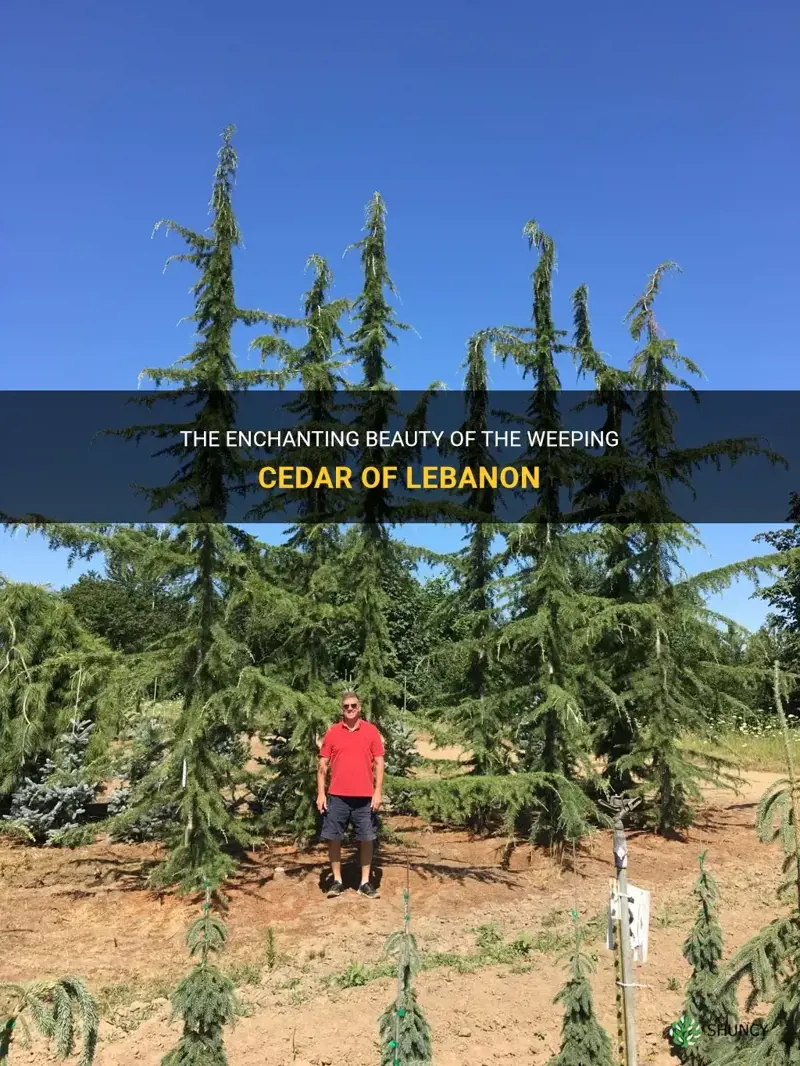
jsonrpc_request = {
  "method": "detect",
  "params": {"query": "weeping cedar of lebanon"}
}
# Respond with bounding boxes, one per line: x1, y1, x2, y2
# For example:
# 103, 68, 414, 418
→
547, 930, 613, 1066
431, 332, 505, 781
111, 125, 300, 891
342, 193, 403, 737
378, 888, 432, 1065
571, 286, 641, 798
245, 254, 350, 844
162, 882, 237, 1066
604, 264, 777, 833
384, 227, 603, 842
339, 192, 440, 774
489, 223, 603, 848
677, 853, 738, 1066
0, 976, 98, 1066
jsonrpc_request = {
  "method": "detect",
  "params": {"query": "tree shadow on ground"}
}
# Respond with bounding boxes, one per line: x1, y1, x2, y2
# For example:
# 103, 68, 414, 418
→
311, 839, 521, 893
61, 854, 162, 891
60, 829, 522, 898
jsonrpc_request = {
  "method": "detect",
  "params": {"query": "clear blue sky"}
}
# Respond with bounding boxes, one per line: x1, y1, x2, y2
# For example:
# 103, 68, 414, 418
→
2, 1, 798, 628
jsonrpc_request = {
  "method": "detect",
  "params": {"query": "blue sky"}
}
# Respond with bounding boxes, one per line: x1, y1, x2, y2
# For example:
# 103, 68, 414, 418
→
2, 0, 798, 628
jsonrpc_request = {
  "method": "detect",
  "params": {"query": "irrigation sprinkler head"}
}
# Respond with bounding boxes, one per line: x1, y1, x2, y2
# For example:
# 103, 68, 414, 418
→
600, 795, 641, 820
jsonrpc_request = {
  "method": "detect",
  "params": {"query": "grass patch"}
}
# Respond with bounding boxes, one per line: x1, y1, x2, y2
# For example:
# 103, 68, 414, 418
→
97, 977, 173, 1014
328, 949, 487, 987
423, 950, 485, 973
227, 960, 263, 986
686, 730, 800, 773
224, 926, 288, 987
264, 925, 282, 970
653, 901, 693, 929
96, 977, 174, 1031
329, 959, 396, 987
526, 909, 606, 956
336, 962, 377, 987
326, 910, 607, 990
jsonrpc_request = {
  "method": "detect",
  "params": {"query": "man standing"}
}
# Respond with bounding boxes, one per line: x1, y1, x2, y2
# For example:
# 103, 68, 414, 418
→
317, 691, 385, 898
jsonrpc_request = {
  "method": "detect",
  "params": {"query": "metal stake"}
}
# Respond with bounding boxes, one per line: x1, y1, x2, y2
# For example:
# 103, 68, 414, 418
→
603, 796, 640, 1066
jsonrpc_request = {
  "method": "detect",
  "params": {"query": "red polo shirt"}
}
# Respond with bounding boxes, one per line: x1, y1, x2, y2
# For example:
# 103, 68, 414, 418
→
320, 719, 385, 797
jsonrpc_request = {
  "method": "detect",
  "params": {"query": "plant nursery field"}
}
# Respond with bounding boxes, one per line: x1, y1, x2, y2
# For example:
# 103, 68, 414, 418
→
1, 762, 789, 1066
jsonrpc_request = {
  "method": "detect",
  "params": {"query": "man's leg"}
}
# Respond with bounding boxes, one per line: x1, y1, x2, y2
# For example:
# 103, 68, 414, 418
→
328, 839, 343, 884
352, 799, 379, 895
359, 838, 373, 885
320, 797, 347, 894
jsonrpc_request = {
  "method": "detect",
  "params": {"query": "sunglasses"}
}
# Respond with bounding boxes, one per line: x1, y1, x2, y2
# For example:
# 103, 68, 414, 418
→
343, 702, 359, 709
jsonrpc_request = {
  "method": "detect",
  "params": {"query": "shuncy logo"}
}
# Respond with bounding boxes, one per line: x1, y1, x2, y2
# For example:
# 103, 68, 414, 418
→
669, 1015, 702, 1048
669, 1016, 767, 1047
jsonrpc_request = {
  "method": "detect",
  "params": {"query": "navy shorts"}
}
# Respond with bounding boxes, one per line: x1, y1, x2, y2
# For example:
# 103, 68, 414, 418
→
320, 795, 378, 842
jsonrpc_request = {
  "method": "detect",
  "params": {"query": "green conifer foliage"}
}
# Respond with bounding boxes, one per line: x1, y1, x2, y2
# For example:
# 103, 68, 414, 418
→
350, 528, 402, 730
754, 526, 800, 704
546, 934, 613, 1066
107, 713, 178, 842
250, 251, 350, 529
678, 852, 738, 1066
4, 718, 97, 843
162, 882, 237, 1066
0, 976, 98, 1066
342, 194, 406, 735
440, 333, 505, 779
378, 888, 432, 1065
242, 544, 340, 845
0, 580, 114, 799
614, 575, 745, 834
385, 769, 559, 851
570, 285, 640, 796
114, 126, 298, 890
491, 223, 600, 847
346, 192, 411, 391
252, 252, 349, 389
62, 526, 188, 655
246, 254, 350, 843
608, 264, 780, 833
721, 664, 800, 1066
338, 193, 442, 791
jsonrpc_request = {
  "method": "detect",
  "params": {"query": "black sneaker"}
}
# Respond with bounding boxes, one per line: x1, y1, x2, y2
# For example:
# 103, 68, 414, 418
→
358, 882, 378, 899
327, 880, 345, 898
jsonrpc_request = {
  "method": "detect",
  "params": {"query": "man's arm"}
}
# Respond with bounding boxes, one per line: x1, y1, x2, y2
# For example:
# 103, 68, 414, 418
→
371, 755, 385, 809
317, 757, 330, 812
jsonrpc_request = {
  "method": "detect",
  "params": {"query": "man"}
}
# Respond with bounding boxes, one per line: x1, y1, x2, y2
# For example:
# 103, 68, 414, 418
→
317, 690, 385, 898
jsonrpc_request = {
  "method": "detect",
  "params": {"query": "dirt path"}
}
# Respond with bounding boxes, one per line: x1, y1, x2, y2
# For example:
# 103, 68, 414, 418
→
0, 769, 789, 1066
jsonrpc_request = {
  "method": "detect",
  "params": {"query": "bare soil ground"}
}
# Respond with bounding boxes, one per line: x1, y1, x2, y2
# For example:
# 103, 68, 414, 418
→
0, 765, 789, 1066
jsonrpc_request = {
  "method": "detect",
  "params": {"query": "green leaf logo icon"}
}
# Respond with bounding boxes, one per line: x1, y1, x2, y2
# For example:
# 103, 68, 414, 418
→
670, 1015, 701, 1048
